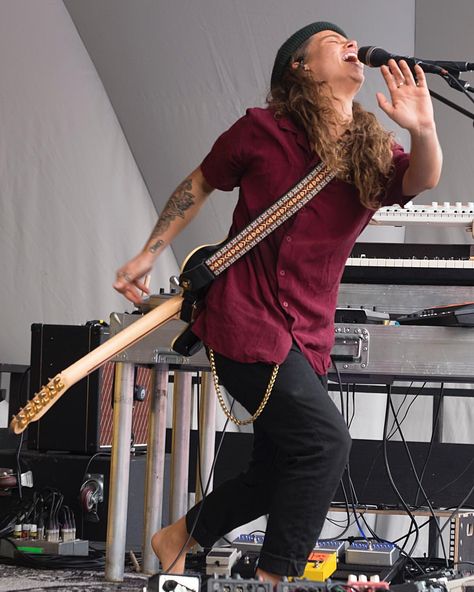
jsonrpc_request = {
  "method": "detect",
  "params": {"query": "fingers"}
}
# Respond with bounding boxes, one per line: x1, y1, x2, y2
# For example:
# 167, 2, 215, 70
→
113, 270, 150, 305
376, 92, 394, 118
381, 59, 424, 90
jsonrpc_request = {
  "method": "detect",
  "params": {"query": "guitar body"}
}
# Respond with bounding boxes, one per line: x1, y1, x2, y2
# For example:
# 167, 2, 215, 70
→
172, 240, 226, 356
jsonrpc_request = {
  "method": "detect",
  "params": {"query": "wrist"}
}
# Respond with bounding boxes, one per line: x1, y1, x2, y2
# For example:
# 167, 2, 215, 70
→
408, 121, 437, 139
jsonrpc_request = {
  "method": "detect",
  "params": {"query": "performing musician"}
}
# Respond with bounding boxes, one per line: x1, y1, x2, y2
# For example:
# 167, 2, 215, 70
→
114, 21, 442, 585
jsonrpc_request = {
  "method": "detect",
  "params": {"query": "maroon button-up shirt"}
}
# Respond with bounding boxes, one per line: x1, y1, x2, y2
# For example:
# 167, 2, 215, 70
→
192, 107, 411, 375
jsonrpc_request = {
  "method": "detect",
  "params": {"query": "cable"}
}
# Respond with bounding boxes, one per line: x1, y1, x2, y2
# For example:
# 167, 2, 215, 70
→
14, 366, 31, 500
382, 385, 421, 557
324, 478, 354, 540
413, 385, 444, 506
386, 391, 448, 566
347, 383, 356, 429
164, 389, 235, 573
442, 71, 474, 106
387, 382, 428, 440
437, 480, 474, 539
330, 358, 347, 424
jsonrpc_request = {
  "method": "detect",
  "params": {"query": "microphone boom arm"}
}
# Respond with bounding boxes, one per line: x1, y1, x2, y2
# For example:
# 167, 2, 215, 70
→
429, 89, 474, 122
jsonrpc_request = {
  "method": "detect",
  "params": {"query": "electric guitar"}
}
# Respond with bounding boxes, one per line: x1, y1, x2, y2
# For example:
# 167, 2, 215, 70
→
9, 241, 224, 435
10, 161, 333, 434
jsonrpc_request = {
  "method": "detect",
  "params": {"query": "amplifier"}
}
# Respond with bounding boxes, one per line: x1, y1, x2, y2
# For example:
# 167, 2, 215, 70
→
28, 323, 152, 453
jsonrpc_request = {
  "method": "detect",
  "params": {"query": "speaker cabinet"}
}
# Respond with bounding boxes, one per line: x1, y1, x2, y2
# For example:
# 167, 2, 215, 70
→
28, 323, 152, 453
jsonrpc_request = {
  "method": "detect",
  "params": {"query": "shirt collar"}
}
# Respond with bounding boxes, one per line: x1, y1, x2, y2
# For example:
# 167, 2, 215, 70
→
276, 114, 311, 153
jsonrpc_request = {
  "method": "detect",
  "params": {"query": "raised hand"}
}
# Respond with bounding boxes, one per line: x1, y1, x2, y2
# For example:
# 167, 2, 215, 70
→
376, 59, 435, 135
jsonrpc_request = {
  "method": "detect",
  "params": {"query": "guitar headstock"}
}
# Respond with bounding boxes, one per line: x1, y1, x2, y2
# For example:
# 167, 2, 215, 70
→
9, 374, 66, 434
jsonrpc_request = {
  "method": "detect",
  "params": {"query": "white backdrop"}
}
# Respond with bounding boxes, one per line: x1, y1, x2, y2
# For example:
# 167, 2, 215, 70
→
0, 0, 178, 370
0, 0, 472, 556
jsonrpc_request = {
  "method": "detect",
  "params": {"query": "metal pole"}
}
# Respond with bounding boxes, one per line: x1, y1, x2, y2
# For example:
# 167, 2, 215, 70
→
105, 362, 134, 582
142, 364, 169, 575
169, 371, 193, 523
195, 371, 217, 502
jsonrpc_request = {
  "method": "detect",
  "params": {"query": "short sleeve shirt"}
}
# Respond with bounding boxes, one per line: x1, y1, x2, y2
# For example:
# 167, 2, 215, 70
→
192, 107, 411, 375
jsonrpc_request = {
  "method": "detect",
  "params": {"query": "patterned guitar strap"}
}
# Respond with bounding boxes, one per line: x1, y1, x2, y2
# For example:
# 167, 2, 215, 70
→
179, 160, 335, 425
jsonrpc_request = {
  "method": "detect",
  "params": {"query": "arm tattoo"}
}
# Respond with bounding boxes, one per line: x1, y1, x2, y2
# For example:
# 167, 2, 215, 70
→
148, 178, 195, 253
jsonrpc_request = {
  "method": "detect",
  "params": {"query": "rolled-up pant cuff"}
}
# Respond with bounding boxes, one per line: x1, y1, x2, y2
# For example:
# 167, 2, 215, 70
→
185, 508, 216, 548
257, 550, 306, 577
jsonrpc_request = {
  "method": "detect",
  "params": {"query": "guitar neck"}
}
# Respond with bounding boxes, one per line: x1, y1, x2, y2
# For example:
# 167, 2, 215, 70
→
10, 294, 183, 434
66, 294, 182, 383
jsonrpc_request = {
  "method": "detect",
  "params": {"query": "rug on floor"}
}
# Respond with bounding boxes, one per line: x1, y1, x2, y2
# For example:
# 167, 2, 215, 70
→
0, 563, 149, 592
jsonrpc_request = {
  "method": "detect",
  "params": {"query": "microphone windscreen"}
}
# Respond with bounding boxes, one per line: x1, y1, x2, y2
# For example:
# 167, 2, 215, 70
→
358, 46, 391, 67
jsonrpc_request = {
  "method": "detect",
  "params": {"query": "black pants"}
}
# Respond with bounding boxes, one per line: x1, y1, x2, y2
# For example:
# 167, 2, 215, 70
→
185, 343, 351, 576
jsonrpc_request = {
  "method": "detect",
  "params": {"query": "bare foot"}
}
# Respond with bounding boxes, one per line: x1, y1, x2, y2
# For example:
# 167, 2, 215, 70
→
256, 567, 282, 588
151, 516, 196, 573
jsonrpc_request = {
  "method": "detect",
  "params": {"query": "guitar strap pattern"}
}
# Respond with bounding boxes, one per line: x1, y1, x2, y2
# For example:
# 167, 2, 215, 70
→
205, 161, 335, 276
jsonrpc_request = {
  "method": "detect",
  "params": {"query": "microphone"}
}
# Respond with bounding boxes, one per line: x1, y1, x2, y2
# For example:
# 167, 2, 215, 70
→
358, 46, 474, 75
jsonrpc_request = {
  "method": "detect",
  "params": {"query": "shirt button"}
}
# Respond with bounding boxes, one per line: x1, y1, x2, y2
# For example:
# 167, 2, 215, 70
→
282, 301, 289, 308
286, 236, 292, 242
279, 270, 286, 276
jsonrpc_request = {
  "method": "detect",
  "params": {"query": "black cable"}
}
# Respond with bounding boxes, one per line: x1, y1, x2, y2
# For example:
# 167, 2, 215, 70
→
347, 383, 356, 429
324, 478, 353, 540
194, 372, 206, 499
443, 71, 474, 106
344, 464, 370, 541
164, 392, 235, 573
387, 391, 448, 566
82, 451, 111, 479
330, 358, 347, 425
437, 480, 474, 539
382, 385, 421, 558
387, 382, 428, 440
14, 366, 30, 501
413, 385, 444, 506
431, 459, 474, 497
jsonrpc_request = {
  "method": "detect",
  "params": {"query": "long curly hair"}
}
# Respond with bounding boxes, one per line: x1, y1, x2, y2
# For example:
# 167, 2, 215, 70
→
268, 45, 395, 209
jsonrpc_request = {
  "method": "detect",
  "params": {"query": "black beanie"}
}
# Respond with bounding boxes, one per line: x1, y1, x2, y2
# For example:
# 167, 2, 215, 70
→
270, 21, 347, 88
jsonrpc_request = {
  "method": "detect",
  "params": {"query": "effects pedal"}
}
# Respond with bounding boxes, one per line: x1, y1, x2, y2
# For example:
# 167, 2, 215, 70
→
313, 538, 347, 558
347, 575, 390, 591
206, 547, 242, 577
277, 581, 327, 592
302, 551, 337, 581
232, 533, 265, 552
345, 541, 399, 566
207, 575, 271, 592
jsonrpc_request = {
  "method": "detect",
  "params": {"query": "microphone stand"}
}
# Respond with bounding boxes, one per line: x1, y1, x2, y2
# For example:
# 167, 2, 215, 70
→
429, 69, 474, 125
429, 89, 474, 122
